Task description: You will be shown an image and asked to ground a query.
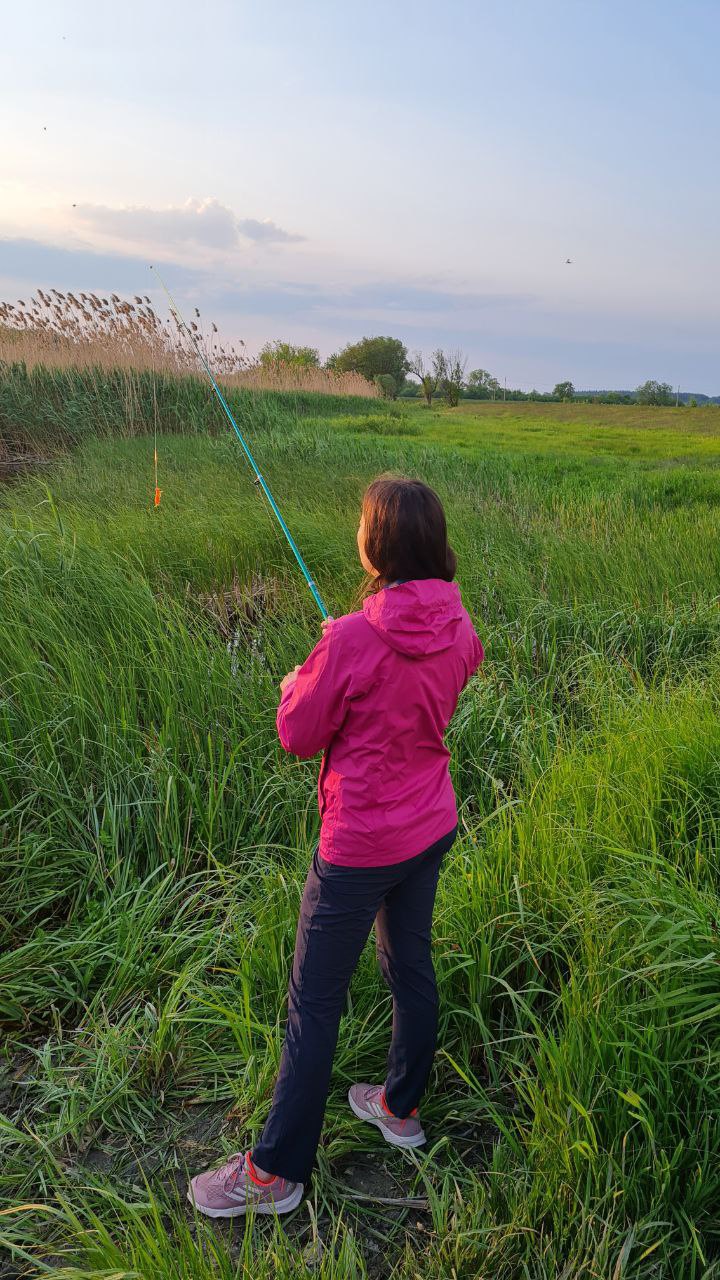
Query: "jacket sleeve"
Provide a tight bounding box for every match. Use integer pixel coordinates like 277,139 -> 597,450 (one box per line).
276,624 -> 354,759
463,627 -> 485,688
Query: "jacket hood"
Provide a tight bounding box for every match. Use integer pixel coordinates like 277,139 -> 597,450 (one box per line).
362,578 -> 463,658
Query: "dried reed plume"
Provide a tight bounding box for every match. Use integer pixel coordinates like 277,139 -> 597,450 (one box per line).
0,289 -> 378,397
0,289 -> 245,377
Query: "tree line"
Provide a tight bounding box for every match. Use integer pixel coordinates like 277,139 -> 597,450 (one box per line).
258,339 -> 715,407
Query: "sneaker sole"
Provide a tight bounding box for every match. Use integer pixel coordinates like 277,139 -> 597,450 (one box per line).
187,1181 -> 304,1218
348,1089 -> 427,1148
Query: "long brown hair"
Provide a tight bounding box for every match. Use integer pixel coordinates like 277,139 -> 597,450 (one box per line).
359,474 -> 457,596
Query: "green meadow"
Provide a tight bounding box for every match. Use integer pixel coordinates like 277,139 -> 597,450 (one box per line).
2,366 -> 720,1277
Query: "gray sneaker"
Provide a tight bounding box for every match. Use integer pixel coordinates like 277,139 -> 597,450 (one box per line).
348,1083 -> 426,1148
188,1151 -> 303,1218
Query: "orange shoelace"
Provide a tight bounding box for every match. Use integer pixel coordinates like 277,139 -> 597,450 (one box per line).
245,1153 -> 278,1186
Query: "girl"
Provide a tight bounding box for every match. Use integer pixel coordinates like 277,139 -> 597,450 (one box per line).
190,475 -> 484,1217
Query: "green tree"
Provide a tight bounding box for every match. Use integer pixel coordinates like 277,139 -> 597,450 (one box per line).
466,368 -> 496,399
553,380 -> 575,401
433,349 -> 467,408
327,336 -> 408,388
409,351 -> 437,406
635,379 -> 674,406
259,340 -> 320,368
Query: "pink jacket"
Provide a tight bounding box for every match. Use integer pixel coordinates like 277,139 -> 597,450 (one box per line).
277,578 -> 484,867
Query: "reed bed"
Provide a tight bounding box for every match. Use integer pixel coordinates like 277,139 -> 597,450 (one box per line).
226,363 -> 378,397
0,288 -> 244,376
1,374 -> 720,1276
0,288 -> 377,400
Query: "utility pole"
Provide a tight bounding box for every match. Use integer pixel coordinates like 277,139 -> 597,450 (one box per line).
503,378 -> 507,401
676,385 -> 680,407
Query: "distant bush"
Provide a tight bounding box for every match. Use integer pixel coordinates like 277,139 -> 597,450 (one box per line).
553,381 -> 575,401
327,335 -> 408,388
258,340 -> 320,369
636,380 -> 674,406
467,368 -> 501,399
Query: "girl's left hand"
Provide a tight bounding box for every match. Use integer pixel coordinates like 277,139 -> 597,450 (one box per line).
280,665 -> 301,694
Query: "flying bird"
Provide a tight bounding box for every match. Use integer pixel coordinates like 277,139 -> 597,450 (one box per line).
565,258 -> 573,264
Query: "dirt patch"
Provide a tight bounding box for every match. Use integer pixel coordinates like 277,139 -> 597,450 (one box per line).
334,1153 -> 425,1206
76,1100 -> 232,1193
443,1114 -> 501,1170
0,1262 -> 26,1280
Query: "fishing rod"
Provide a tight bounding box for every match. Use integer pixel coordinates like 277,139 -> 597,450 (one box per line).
149,264 -> 328,620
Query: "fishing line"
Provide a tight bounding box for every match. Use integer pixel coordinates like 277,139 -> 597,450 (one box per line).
153,405 -> 161,508
149,264 -> 328,619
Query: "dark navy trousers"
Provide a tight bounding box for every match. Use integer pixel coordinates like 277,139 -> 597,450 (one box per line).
252,825 -> 458,1184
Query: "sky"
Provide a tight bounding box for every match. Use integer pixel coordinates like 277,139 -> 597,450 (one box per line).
1,0 -> 718,391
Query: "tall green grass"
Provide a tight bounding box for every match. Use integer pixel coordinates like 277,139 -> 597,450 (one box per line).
0,360 -> 382,456
2,375 -> 720,1277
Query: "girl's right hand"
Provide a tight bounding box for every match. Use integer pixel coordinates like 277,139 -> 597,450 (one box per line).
321,615 -> 335,635
280,665 -> 301,695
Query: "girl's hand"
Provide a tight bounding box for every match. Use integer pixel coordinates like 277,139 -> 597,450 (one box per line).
279,619 -> 333,695
280,665 -> 301,695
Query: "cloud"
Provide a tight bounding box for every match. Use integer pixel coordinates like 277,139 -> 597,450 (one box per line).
237,218 -> 303,244
319,281 -> 532,315
211,278 -> 532,321
73,198 -> 303,251
0,236 -> 201,294
0,236 -> 521,326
